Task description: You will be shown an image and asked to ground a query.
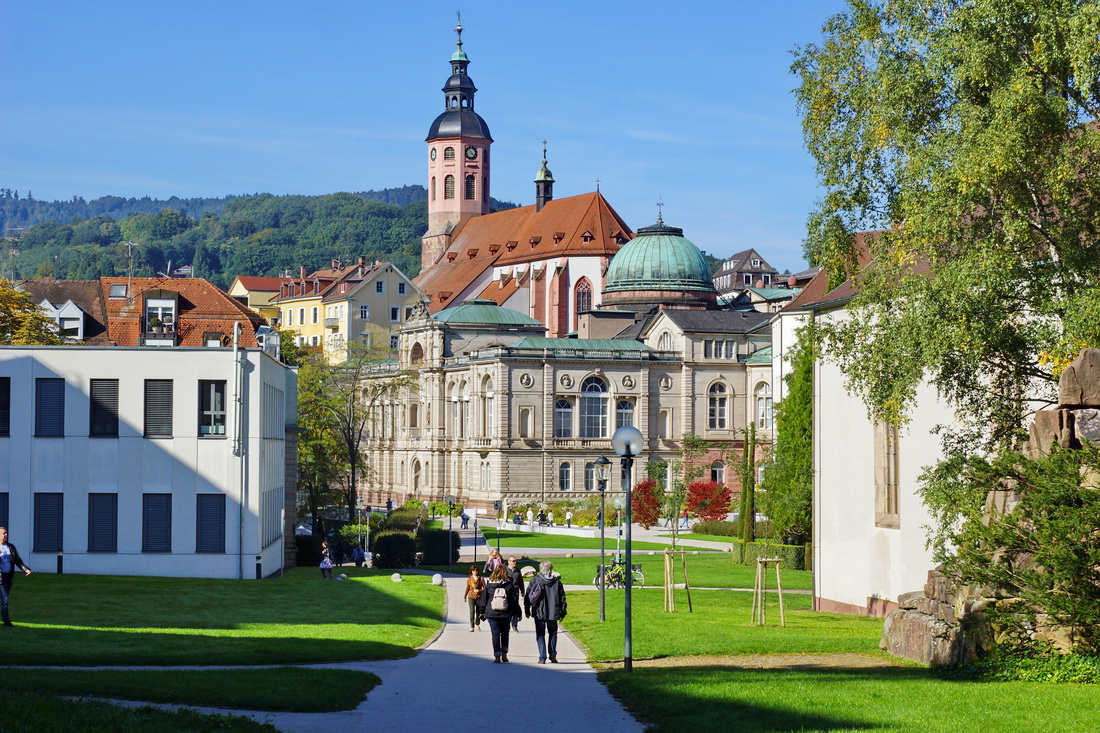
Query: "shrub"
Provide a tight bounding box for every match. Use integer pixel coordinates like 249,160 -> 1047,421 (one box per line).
736,539 -> 807,570
295,534 -> 324,567
420,529 -> 462,565
693,520 -> 739,537
384,507 -> 423,534
631,479 -> 663,529
934,650 -> 1100,684
686,480 -> 732,523
371,531 -> 418,568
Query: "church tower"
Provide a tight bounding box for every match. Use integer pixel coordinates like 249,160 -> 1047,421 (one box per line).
422,17 -> 493,271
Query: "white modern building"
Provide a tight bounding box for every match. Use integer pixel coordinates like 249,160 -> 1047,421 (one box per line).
0,344 -> 297,579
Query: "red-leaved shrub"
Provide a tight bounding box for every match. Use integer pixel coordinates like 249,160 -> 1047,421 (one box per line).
686,480 -> 732,523
631,479 -> 663,529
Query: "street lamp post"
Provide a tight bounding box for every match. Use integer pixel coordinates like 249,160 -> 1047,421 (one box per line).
612,425 -> 644,674
355,497 -> 364,551
595,455 -> 611,622
445,494 -> 456,573
613,497 -> 625,560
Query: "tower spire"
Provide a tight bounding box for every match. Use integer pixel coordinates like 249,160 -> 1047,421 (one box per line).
535,139 -> 555,212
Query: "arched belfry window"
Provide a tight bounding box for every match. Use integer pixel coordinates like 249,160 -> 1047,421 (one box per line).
444,147 -> 456,161
708,382 -> 728,430
579,376 -> 609,438
658,331 -> 673,350
465,175 -> 476,200
444,175 -> 455,200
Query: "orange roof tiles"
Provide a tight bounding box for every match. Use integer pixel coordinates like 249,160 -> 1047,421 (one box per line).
233,275 -> 288,292
413,192 -> 632,313
100,277 -> 265,347
475,277 -> 520,306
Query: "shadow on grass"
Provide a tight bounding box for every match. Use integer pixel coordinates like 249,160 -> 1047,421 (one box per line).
5,567 -> 443,666
597,665 -> 932,731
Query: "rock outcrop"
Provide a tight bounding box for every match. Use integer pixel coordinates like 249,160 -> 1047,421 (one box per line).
880,348 -> 1100,665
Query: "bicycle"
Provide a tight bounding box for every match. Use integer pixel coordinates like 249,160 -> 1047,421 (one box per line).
593,561 -> 645,589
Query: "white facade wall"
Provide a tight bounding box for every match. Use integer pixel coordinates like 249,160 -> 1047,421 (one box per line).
0,346 -> 293,579
812,307 -> 948,615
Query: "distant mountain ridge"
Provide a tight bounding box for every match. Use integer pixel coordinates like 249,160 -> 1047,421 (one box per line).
0,185 -> 516,232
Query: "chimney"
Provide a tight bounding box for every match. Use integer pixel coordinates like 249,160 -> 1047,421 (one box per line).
299,265 -> 306,280
331,258 -> 342,270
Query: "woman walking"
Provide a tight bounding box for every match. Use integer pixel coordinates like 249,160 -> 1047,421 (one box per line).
478,564 -> 520,662
464,565 -> 486,632
483,547 -> 503,575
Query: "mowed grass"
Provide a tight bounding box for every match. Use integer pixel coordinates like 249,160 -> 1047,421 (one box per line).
599,666 -> 1100,732
8,668 -> 380,713
4,567 -> 443,666
566,589 -> 882,660
478,527 -> 706,550
0,689 -> 277,732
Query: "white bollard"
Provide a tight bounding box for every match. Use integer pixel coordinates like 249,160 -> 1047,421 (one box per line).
391,573 -> 403,582
432,573 -> 444,585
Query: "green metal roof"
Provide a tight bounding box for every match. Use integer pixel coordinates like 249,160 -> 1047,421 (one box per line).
604,221 -> 717,293
512,337 -> 654,351
433,299 -> 543,326
746,346 -> 772,364
748,287 -> 800,300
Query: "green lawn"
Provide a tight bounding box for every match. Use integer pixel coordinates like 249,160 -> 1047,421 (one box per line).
660,532 -> 738,542
435,554 -> 812,591
566,589 -> 882,660
478,527 -> 713,550
8,668 -> 381,713
4,567 -> 443,666
599,666 -> 1100,732
0,690 -> 277,732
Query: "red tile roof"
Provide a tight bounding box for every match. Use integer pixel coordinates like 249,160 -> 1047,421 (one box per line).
414,192 -> 632,313
100,277 -> 265,347
232,275 -> 288,292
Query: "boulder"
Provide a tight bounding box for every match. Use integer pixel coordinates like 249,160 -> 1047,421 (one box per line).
897,591 -> 925,610
880,609 -> 962,666
1073,408 -> 1100,444
1058,348 -> 1100,407
391,573 -> 403,582
1026,409 -> 1077,457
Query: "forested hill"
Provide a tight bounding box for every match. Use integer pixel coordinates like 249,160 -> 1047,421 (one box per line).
3,188 -> 519,288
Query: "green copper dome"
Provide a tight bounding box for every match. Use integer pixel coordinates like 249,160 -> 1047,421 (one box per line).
433,299 -> 542,326
603,221 -> 717,293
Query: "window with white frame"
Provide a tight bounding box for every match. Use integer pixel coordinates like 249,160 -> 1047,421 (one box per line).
584,462 -> 596,491
298,308 -> 305,324
756,382 -> 773,429
616,399 -> 634,429
376,280 -> 385,294
311,307 -> 318,324
286,309 -> 293,326
389,335 -> 399,348
559,462 -> 572,491
360,305 -> 369,319
554,399 -> 573,438
711,461 -> 725,484
658,331 -> 673,350
708,382 -> 728,430
398,282 -> 407,295
198,380 -> 227,436
579,376 -> 609,438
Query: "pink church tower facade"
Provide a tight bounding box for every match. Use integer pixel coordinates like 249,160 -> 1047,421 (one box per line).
422,18 -> 492,271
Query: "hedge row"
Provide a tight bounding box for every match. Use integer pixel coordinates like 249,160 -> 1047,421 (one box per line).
370,504 -> 461,568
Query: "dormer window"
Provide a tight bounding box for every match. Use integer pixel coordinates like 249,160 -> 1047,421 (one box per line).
529,236 -> 541,248
447,252 -> 458,262
506,241 -> 518,251
581,231 -> 594,243
489,244 -> 500,254
752,259 -> 761,267
109,284 -> 127,298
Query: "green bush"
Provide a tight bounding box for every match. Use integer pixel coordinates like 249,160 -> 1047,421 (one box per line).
383,507 -> 423,534
419,529 -> 462,565
693,520 -> 739,536
371,531 -> 418,568
295,534 -> 324,567
934,651 -> 1100,683
734,539 -> 807,570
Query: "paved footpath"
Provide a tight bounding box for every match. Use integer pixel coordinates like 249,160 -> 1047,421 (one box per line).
141,568 -> 640,733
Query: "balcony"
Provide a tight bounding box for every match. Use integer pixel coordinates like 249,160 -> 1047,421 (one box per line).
143,318 -> 177,347
325,318 -> 339,329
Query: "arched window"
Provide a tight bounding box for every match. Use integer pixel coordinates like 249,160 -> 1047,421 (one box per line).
444,175 -> 455,199
482,378 -> 494,437
574,278 -> 593,329
409,404 -> 419,429
410,342 -> 424,364
412,460 -> 422,496
756,382 -> 773,429
559,462 -> 572,492
580,376 -> 609,438
465,175 -> 476,200
708,383 -> 728,429
711,461 -> 725,484
431,176 -> 436,201
444,147 -> 455,160
554,399 -> 573,438
584,462 -> 596,491
658,331 -> 673,350
460,381 -> 470,437
616,399 -> 634,429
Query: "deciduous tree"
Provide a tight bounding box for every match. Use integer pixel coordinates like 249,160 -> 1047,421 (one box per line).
685,480 -> 732,523
630,479 -> 663,530
0,278 -> 64,345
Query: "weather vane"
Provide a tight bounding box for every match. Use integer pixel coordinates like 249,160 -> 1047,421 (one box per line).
656,196 -> 664,224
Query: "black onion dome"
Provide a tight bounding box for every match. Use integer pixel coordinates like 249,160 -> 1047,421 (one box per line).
426,109 -> 493,141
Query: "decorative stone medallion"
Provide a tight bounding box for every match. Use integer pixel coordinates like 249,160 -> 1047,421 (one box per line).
559,374 -> 574,388
658,375 -> 673,391
519,373 -> 534,388
621,375 -> 635,389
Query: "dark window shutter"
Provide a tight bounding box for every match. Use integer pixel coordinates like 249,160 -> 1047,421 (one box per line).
87,493 -> 118,553
0,377 -> 10,436
0,492 -> 8,528
89,379 -> 119,437
33,492 -> 64,552
144,379 -> 173,437
35,378 -> 65,437
142,494 -> 172,553
196,493 -> 226,553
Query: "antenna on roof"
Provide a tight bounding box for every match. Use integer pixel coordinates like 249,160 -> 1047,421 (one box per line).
157,260 -> 173,279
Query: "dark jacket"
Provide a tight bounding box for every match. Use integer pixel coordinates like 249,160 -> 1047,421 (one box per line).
525,573 -> 567,621
507,565 -> 525,604
479,578 -> 520,620
0,542 -> 29,590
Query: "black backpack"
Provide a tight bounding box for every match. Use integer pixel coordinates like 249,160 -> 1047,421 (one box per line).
527,577 -> 545,608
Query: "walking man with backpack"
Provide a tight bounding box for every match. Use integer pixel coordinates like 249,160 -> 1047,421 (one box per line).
525,560 -> 567,664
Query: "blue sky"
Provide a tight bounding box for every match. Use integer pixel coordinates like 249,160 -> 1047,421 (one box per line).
1,1 -> 850,272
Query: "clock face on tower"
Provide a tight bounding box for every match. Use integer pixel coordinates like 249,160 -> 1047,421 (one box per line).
430,148 -> 437,161
465,146 -> 478,160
